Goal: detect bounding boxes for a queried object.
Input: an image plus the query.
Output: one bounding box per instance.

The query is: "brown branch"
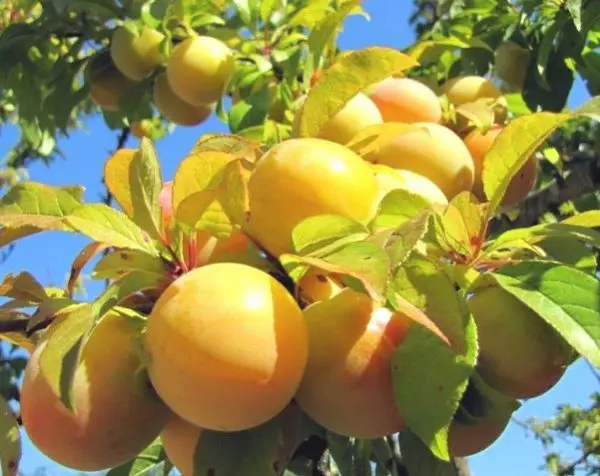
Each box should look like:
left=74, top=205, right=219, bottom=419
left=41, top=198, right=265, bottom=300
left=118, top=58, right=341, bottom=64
left=558, top=441, right=600, bottom=475
left=488, top=155, right=600, bottom=236
left=0, top=319, right=29, bottom=334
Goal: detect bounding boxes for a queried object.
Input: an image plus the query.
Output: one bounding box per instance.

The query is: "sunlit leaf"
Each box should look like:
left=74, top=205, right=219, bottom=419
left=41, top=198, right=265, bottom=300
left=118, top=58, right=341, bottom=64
left=0, top=272, right=47, bottom=302
left=291, top=215, right=369, bottom=257
left=92, top=249, right=170, bottom=280
left=67, top=242, right=108, bottom=298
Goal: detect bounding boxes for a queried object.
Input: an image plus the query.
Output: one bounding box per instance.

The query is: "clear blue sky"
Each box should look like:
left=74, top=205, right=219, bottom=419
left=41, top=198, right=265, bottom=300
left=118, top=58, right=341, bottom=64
left=1, top=2, right=596, bottom=475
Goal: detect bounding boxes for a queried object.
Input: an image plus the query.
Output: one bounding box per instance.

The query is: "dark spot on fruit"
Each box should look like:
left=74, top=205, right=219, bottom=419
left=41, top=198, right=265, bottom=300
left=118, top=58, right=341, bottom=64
left=316, top=274, right=327, bottom=283
left=120, top=252, right=130, bottom=260
left=437, top=385, right=444, bottom=392
left=245, top=211, right=252, bottom=223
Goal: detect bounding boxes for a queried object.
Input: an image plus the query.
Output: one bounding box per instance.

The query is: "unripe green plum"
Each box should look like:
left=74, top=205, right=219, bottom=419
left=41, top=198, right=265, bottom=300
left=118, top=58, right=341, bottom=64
left=368, top=77, right=443, bottom=124
left=495, top=42, right=531, bottom=92
left=20, top=313, right=169, bottom=471
left=364, top=123, right=474, bottom=199
left=153, top=73, right=213, bottom=126
left=110, top=26, right=165, bottom=81
left=166, top=35, right=235, bottom=106
left=467, top=286, right=573, bottom=399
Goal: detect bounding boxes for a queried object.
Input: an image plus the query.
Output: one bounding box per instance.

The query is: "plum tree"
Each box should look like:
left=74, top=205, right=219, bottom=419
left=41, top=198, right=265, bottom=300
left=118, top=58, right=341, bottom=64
left=292, top=93, right=382, bottom=145
left=145, top=262, right=308, bottom=431
left=110, top=26, right=165, bottom=81
left=368, top=77, right=443, bottom=124
left=20, top=312, right=169, bottom=471
left=464, top=126, right=538, bottom=206
left=467, top=285, right=574, bottom=399
left=295, top=289, right=409, bottom=438
left=153, top=73, right=214, bottom=126
left=494, top=42, right=531, bottom=92
left=441, top=75, right=502, bottom=106
left=85, top=52, right=137, bottom=111
left=364, top=123, right=474, bottom=199
left=246, top=137, right=378, bottom=257
left=371, top=164, right=448, bottom=208
left=166, top=35, right=235, bottom=106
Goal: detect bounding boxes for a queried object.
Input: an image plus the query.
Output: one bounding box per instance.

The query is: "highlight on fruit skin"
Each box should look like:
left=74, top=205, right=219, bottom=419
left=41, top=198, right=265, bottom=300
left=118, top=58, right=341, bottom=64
left=364, top=122, right=474, bottom=199
left=166, top=35, right=235, bottom=106
left=145, top=262, right=308, bottom=432
left=85, top=52, right=137, bottom=111
left=467, top=285, right=573, bottom=400
left=246, top=137, right=378, bottom=257
left=110, top=26, right=165, bottom=81
left=295, top=288, right=409, bottom=438
left=441, top=75, right=502, bottom=106
left=368, top=77, right=443, bottom=124
left=20, top=312, right=170, bottom=471
left=153, top=73, right=214, bottom=127
left=463, top=125, right=538, bottom=206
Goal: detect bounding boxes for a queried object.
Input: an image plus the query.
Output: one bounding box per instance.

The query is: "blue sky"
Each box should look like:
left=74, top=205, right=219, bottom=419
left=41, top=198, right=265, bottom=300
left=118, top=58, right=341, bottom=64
left=1, top=1, right=597, bottom=475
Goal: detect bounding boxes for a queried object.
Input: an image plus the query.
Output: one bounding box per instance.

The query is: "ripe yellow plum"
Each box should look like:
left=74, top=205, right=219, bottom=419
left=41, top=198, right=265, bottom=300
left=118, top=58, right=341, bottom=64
left=20, top=313, right=169, bottom=471
left=441, top=75, right=502, bottom=106
left=464, top=126, right=538, bottom=206
left=166, top=35, right=235, bottom=106
left=153, top=74, right=213, bottom=126
left=110, top=26, right=165, bottom=81
left=364, top=123, right=474, bottom=199
left=146, top=263, right=308, bottom=431
left=298, top=268, right=343, bottom=304
left=467, top=285, right=573, bottom=399
left=295, top=289, right=409, bottom=438
left=247, top=138, right=378, bottom=257
left=368, top=77, right=443, bottom=124
left=85, top=53, right=136, bottom=111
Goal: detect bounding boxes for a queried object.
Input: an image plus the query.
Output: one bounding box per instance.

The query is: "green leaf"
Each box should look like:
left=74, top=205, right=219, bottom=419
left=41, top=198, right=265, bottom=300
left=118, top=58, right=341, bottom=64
left=391, top=314, right=477, bottom=460
left=409, top=37, right=493, bottom=65
left=0, top=272, right=47, bottom=302
left=291, top=215, right=370, bottom=257
left=370, top=189, right=432, bottom=232
left=538, top=236, right=597, bottom=273
left=67, top=242, right=108, bottom=298
left=440, top=192, right=486, bottom=259
left=192, top=403, right=303, bottom=476
left=482, top=112, right=572, bottom=216
left=39, top=305, right=94, bottom=409
left=385, top=212, right=431, bottom=269
left=400, top=430, right=457, bottom=476
left=107, top=438, right=169, bottom=476
left=475, top=261, right=600, bottom=367
left=65, top=204, right=158, bottom=254
left=92, top=249, right=170, bottom=280
left=129, top=139, right=164, bottom=241
left=217, top=159, right=251, bottom=229
left=190, top=134, right=261, bottom=160
left=281, top=242, right=390, bottom=303
left=27, top=299, right=83, bottom=335
left=567, top=0, right=583, bottom=30
left=0, top=395, right=20, bottom=476
left=296, top=47, right=418, bottom=139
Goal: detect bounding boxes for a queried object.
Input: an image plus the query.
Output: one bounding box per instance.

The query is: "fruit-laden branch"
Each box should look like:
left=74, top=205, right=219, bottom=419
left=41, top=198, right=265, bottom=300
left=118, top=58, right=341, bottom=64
left=489, top=153, right=600, bottom=236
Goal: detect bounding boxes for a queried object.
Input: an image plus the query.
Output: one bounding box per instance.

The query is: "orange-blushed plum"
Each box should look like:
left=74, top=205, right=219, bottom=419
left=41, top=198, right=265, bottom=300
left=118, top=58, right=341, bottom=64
left=153, top=74, right=214, bottom=127
left=145, top=262, right=308, bottom=431
left=166, top=35, right=235, bottom=106
left=448, top=412, right=512, bottom=457
left=467, top=285, right=573, bottom=399
left=295, top=288, right=410, bottom=438
left=368, top=77, right=443, bottom=124
left=464, top=126, right=538, bottom=206
left=441, top=75, right=502, bottom=107
left=85, top=52, right=136, bottom=111
left=20, top=313, right=170, bottom=471
left=246, top=137, right=378, bottom=257
left=364, top=123, right=474, bottom=199
left=110, top=26, right=165, bottom=81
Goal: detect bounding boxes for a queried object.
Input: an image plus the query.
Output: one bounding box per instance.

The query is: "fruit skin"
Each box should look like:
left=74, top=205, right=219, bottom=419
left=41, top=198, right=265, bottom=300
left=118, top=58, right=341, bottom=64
left=166, top=35, right=235, bottom=106
left=495, top=42, right=531, bottom=92
left=130, top=120, right=152, bottom=139
left=448, top=412, right=511, bottom=457
left=20, top=313, right=169, bottom=471
left=464, top=126, right=538, bottom=206
left=371, top=164, right=448, bottom=209
left=365, top=123, right=474, bottom=199
left=295, top=289, right=409, bottom=438
left=85, top=52, right=136, bottom=111
left=441, top=76, right=502, bottom=106
left=303, top=93, right=383, bottom=145
left=298, top=268, right=343, bottom=304
left=145, top=262, right=308, bottom=431
left=247, top=137, right=379, bottom=257
left=161, top=414, right=201, bottom=476
left=153, top=74, right=213, bottom=126
left=368, top=77, right=443, bottom=124
left=467, top=286, right=573, bottom=399
left=110, top=26, right=165, bottom=81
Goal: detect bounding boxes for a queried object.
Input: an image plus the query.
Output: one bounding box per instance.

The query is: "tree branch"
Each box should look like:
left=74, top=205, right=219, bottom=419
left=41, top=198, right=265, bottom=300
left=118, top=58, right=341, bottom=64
left=558, top=442, right=600, bottom=475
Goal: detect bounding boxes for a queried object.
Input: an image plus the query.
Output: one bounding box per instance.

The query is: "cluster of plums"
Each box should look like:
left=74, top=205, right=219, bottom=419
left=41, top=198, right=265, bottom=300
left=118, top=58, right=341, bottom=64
left=19, top=41, right=575, bottom=476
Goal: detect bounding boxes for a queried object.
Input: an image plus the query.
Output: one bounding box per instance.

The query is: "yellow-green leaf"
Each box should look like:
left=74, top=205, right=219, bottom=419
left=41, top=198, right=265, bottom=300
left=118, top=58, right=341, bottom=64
left=296, top=47, right=418, bottom=139
left=441, top=192, right=486, bottom=260
left=92, top=249, right=170, bottom=280
left=0, top=272, right=47, bottom=302
left=65, top=204, right=157, bottom=254
left=67, top=242, right=108, bottom=298
left=0, top=395, right=20, bottom=476
left=104, top=148, right=136, bottom=216
left=190, top=134, right=262, bottom=161
left=217, top=160, right=250, bottom=228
